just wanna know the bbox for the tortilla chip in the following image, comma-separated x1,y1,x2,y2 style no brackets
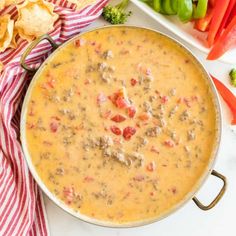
0,0,6,10
10,29,18,48
15,0,58,42
6,0,23,5
67,0,98,10
0,14,14,52
0,0,22,9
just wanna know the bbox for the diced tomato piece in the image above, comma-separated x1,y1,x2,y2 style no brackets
39,84,47,90
50,121,58,133
108,93,118,104
75,123,84,131
83,176,94,182
101,110,112,119
108,95,115,103
113,137,122,145
97,92,107,105
28,108,34,116
75,40,81,47
191,95,199,101
133,175,145,181
109,88,130,108
84,79,92,85
96,43,101,50
127,106,136,118
50,117,60,132
63,186,75,203
150,146,159,154
74,38,86,47
110,126,122,135
146,68,151,75
177,97,191,107
138,112,151,121
177,97,183,104
146,161,156,172
183,97,191,107
161,95,169,104
26,123,35,129
123,126,136,140
111,114,126,122
131,78,138,86
164,140,175,147
46,78,55,89
115,97,130,109
63,187,74,196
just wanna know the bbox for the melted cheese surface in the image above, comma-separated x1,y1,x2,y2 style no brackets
24,27,218,224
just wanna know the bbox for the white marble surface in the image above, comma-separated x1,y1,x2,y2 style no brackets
44,2,236,236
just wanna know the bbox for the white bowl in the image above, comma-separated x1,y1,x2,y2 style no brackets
131,0,236,65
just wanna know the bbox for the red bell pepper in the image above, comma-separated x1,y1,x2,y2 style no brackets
211,75,236,125
209,0,216,7
194,8,213,32
207,0,230,47
215,0,236,40
207,15,236,60
226,3,236,27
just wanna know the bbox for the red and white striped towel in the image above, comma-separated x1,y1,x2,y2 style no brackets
0,0,108,235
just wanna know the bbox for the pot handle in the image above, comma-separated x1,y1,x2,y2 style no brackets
192,170,227,210
20,34,58,74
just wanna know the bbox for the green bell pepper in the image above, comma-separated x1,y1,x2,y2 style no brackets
193,0,208,19
177,0,193,22
162,0,176,15
153,0,162,12
171,0,178,12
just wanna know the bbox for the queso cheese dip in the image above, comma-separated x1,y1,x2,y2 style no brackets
23,27,218,224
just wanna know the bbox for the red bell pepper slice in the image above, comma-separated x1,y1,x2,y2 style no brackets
194,8,213,32
226,3,236,27
215,0,236,40
207,16,236,60
207,0,230,47
211,75,236,125
209,0,216,7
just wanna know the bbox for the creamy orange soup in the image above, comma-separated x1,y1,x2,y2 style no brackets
23,27,218,224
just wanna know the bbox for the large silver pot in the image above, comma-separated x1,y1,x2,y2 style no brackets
20,25,227,228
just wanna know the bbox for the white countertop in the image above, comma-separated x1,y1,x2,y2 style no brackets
44,2,236,236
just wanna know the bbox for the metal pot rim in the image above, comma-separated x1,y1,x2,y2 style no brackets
20,25,222,228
